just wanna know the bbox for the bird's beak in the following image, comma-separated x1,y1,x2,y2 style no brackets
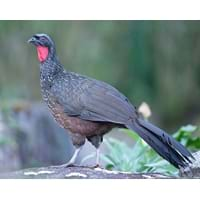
27,36,36,44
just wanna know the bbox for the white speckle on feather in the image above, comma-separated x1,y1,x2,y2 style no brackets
65,172,87,178
24,170,55,176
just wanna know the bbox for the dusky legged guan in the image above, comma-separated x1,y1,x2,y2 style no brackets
28,33,194,169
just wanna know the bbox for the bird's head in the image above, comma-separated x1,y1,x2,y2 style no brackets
28,33,56,62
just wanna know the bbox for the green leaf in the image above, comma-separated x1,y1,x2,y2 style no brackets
122,129,140,141
103,124,199,176
180,125,197,132
102,125,200,175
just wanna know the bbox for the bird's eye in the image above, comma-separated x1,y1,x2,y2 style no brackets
40,36,47,42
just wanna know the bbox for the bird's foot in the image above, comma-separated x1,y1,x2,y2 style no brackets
51,163,78,169
59,163,76,168
90,164,103,169
52,147,82,168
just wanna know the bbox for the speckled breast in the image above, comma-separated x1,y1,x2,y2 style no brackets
43,91,113,137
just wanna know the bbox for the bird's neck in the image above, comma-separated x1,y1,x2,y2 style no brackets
40,56,64,88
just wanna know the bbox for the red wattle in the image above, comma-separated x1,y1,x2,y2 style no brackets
36,46,49,62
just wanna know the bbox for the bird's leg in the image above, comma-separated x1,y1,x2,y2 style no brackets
59,133,86,168
87,135,103,168
59,146,82,168
95,148,100,168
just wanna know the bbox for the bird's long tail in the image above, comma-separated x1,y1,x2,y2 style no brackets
126,118,194,169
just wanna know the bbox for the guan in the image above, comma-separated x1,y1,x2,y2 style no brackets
28,33,194,169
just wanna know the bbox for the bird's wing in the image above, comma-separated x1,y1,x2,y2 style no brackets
78,79,137,124
51,72,137,124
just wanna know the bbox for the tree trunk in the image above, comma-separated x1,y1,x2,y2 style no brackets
0,166,175,179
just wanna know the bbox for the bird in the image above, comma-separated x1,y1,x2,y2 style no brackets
28,33,194,169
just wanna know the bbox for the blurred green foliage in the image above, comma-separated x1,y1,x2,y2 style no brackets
173,125,200,150
0,21,200,130
102,125,199,175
